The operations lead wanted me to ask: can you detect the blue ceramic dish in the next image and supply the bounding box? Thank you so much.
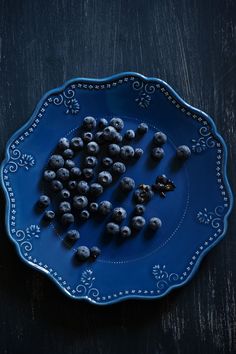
[1,73,233,305]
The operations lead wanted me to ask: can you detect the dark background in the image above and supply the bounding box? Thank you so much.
[0,0,235,353]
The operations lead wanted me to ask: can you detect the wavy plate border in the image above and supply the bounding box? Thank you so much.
[0,72,233,305]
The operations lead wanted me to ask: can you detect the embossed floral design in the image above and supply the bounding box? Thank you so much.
[18,154,35,169]
[197,208,213,224]
[191,126,216,153]
[15,224,41,253]
[197,206,224,228]
[152,265,179,290]
[76,269,99,299]
[50,88,80,115]
[6,149,35,173]
[132,81,156,109]
[135,92,151,108]
[65,98,80,114]
[26,225,40,238]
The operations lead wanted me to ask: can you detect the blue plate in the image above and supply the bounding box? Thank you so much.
[1,72,233,305]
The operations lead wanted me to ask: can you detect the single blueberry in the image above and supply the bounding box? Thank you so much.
[79,210,90,221]
[61,213,74,226]
[58,137,70,150]
[148,217,162,231]
[151,147,164,161]
[98,118,108,129]
[112,207,127,223]
[153,131,167,146]
[68,180,77,190]
[86,141,100,155]
[111,162,126,175]
[98,201,113,215]
[176,145,191,160]
[124,129,135,140]
[120,177,135,192]
[44,210,55,221]
[43,169,56,181]
[98,171,113,186]
[90,246,101,258]
[59,201,71,213]
[76,246,90,261]
[134,148,144,159]
[89,202,99,213]
[60,189,71,199]
[120,145,135,160]
[70,137,84,151]
[84,156,98,168]
[106,222,120,235]
[131,216,146,230]
[77,180,90,195]
[38,195,50,209]
[51,180,63,192]
[108,143,120,157]
[49,155,64,169]
[120,226,132,238]
[70,167,82,179]
[62,149,74,159]
[66,229,80,242]
[64,159,75,169]
[56,167,70,181]
[103,126,117,142]
[102,157,113,168]
[73,195,88,209]
[137,122,148,135]
[82,168,94,180]
[110,117,124,131]
[83,132,93,143]
[134,204,145,215]
[90,183,103,197]
[83,116,96,130]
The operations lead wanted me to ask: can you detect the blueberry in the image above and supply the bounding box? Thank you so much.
[83,116,96,130]
[124,129,135,140]
[90,183,103,197]
[59,201,71,213]
[110,117,124,131]
[64,159,75,169]
[38,195,50,209]
[56,168,70,181]
[70,167,82,179]
[61,213,74,226]
[89,202,99,213]
[153,132,167,146]
[58,137,70,150]
[103,126,117,142]
[51,180,63,192]
[134,148,144,159]
[44,210,55,221]
[113,132,123,143]
[98,118,108,129]
[98,201,112,215]
[76,246,90,261]
[131,216,146,230]
[43,169,56,181]
[112,207,127,223]
[120,177,135,192]
[49,155,64,169]
[148,217,162,231]
[60,189,71,199]
[79,210,90,221]
[84,156,98,168]
[94,131,104,144]
[62,149,74,159]
[112,162,126,175]
[134,185,154,203]
[77,180,90,195]
[137,122,148,135]
[120,226,131,238]
[106,222,120,235]
[176,145,191,160]
[83,132,93,143]
[66,229,80,242]
[82,168,94,180]
[134,204,145,215]
[108,143,120,157]
[70,137,84,151]
[73,195,88,209]
[98,171,113,186]
[68,180,77,190]
[86,141,100,155]
[102,157,113,168]
[151,147,164,161]
[90,246,101,258]
[120,145,135,160]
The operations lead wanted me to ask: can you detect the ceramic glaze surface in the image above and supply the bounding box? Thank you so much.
[1,73,233,304]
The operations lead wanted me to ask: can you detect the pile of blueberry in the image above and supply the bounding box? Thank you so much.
[37,116,191,262]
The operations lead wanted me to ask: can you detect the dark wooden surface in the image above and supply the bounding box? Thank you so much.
[0,1,235,353]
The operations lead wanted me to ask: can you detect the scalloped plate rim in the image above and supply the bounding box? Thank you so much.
[1,72,233,305]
